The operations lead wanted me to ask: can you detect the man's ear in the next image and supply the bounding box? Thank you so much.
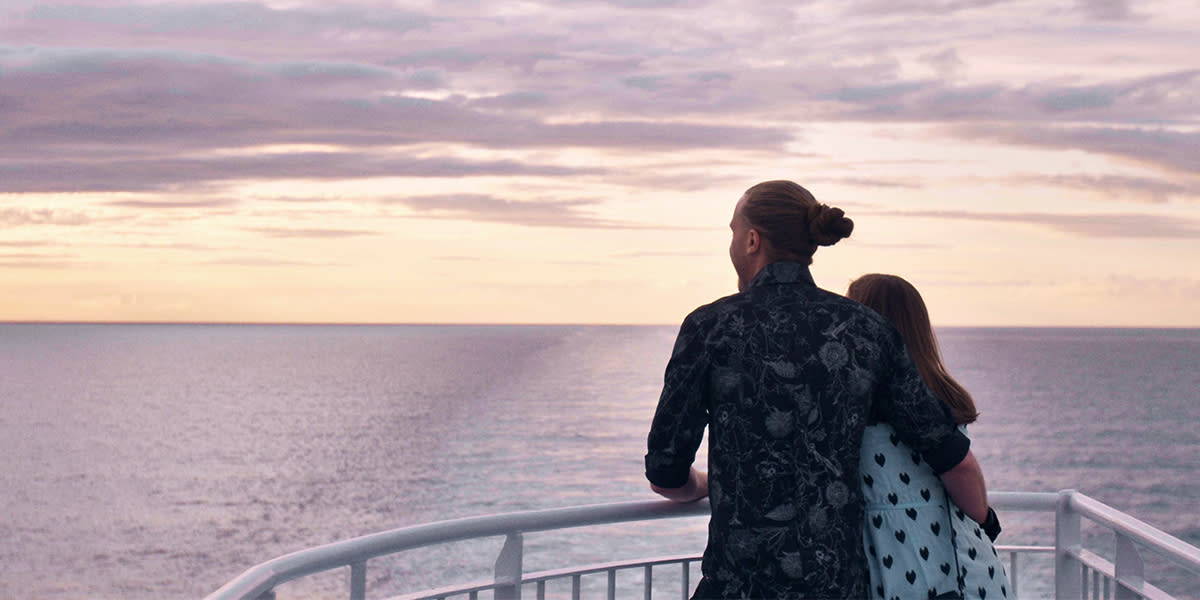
[746,228,761,254]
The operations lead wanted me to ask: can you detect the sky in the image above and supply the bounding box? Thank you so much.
[1,0,1198,327]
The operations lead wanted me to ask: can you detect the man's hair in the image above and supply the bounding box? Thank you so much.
[847,273,980,425]
[742,180,854,265]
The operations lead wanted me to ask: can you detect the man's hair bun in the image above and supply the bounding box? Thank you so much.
[807,204,854,246]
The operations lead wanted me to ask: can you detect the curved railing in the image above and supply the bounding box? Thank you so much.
[206,490,1200,600]
[1056,491,1200,599]
[206,499,711,600]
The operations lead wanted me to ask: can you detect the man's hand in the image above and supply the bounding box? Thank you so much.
[651,467,709,503]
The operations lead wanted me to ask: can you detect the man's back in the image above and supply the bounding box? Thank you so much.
[646,261,964,599]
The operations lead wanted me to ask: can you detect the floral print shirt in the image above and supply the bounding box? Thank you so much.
[645,261,969,599]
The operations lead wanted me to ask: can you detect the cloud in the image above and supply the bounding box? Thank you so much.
[921,48,964,80]
[0,2,1196,215]
[0,47,789,155]
[594,168,752,193]
[1101,274,1200,301]
[829,81,930,104]
[960,124,1200,176]
[466,91,554,111]
[0,207,94,226]
[3,4,1191,196]
[109,241,238,251]
[810,176,924,190]
[252,195,359,205]
[1007,174,1198,203]
[0,251,82,268]
[1075,0,1137,20]
[0,239,53,247]
[1031,69,1200,117]
[104,198,240,209]
[0,44,795,195]
[613,250,715,257]
[846,0,1013,16]
[851,241,948,250]
[244,226,381,238]
[916,278,1040,288]
[0,251,71,260]
[0,259,81,269]
[553,0,699,7]
[385,48,490,70]
[391,194,657,228]
[1032,212,1200,239]
[21,3,434,37]
[868,209,1200,239]
[201,256,345,267]
[828,69,1200,125]
[0,152,601,193]
[623,75,667,91]
[532,120,789,149]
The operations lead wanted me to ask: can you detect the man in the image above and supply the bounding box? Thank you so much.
[645,181,989,599]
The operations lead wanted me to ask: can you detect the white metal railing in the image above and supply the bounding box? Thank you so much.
[387,553,702,600]
[1056,490,1200,599]
[205,490,1200,600]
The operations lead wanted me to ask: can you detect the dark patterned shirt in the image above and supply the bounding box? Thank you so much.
[645,261,969,600]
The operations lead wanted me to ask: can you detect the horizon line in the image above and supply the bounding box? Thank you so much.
[2,320,1198,330]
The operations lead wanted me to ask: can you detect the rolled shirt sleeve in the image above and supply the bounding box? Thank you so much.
[645,311,711,488]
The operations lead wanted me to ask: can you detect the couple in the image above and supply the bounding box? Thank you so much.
[645,181,1007,599]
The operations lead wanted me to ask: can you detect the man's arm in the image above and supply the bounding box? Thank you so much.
[650,467,708,503]
[645,312,711,500]
[938,450,988,524]
[874,325,994,528]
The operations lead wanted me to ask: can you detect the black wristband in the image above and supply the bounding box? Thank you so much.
[982,507,1002,541]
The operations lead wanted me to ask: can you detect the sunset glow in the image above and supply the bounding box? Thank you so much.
[2,0,1198,326]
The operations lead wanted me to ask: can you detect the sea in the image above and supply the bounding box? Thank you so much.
[0,324,1197,599]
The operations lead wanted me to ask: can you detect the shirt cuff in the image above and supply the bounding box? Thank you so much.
[645,454,692,489]
[922,428,971,475]
[983,507,1002,541]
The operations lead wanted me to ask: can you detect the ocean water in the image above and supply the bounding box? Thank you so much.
[0,324,1196,599]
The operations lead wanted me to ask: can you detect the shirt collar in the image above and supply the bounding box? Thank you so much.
[748,261,816,288]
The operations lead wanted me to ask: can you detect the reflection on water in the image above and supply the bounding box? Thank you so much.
[0,324,1196,599]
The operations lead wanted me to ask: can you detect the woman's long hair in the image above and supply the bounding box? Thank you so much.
[847,274,979,425]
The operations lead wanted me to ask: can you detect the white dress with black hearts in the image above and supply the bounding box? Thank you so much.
[860,423,1010,600]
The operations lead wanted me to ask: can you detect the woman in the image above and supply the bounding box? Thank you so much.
[848,274,1008,600]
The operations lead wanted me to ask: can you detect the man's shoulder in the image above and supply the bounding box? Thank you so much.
[684,291,748,321]
[806,289,908,354]
[669,292,757,345]
[815,287,891,323]
[684,286,894,330]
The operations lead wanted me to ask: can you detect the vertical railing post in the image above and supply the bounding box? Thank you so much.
[349,561,366,600]
[1008,552,1019,599]
[1056,489,1082,599]
[494,532,524,600]
[680,560,690,600]
[1114,532,1145,600]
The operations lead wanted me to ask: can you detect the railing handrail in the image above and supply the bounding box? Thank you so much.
[205,499,712,600]
[205,491,1199,600]
[1066,491,1200,571]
